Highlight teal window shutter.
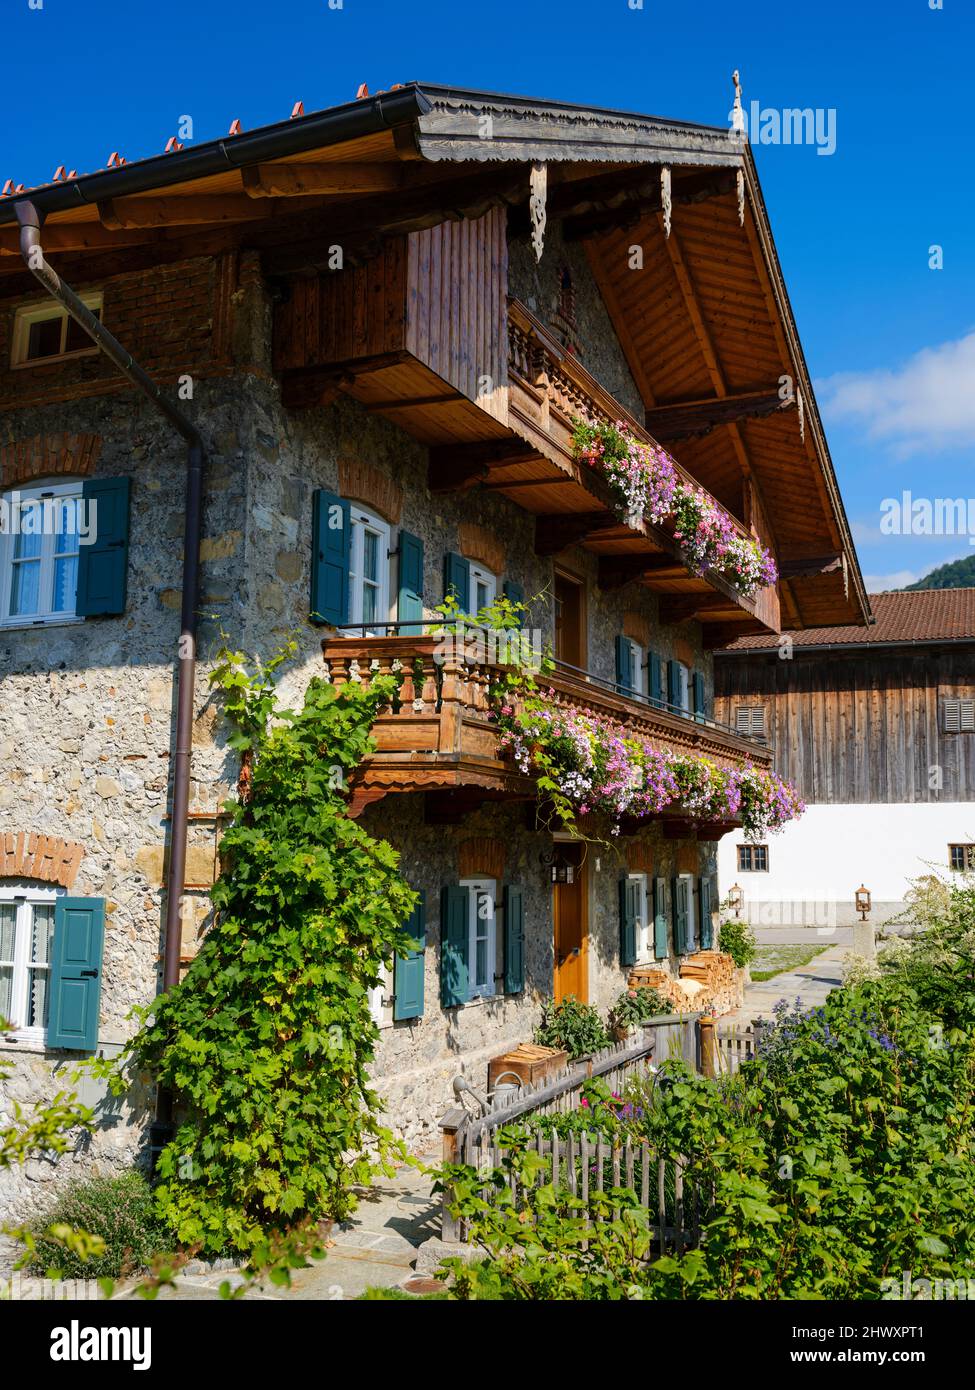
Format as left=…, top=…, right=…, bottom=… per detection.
left=693, top=671, right=706, bottom=724
left=393, top=891, right=426, bottom=1021
left=440, top=885, right=470, bottom=1008
left=615, top=636, right=635, bottom=695
left=75, top=477, right=131, bottom=617
left=618, top=876, right=638, bottom=968
left=503, top=885, right=525, bottom=994
left=397, top=530, right=424, bottom=636
left=699, top=876, right=713, bottom=950
left=667, top=660, right=681, bottom=712
left=653, top=877, right=669, bottom=959
left=443, top=552, right=470, bottom=610
left=503, top=579, right=525, bottom=623
left=672, top=876, right=689, bottom=955
left=310, top=490, right=350, bottom=626
left=648, top=652, right=663, bottom=708
left=47, top=898, right=104, bottom=1052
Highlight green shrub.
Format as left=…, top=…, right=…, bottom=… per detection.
left=718, top=916, right=756, bottom=968
left=28, top=1172, right=168, bottom=1280
left=608, top=986, right=669, bottom=1033
left=534, top=997, right=609, bottom=1058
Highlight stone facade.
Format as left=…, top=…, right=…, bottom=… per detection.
left=0, top=224, right=718, bottom=1219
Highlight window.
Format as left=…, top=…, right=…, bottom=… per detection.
left=943, top=698, right=975, bottom=733
left=680, top=873, right=698, bottom=951
left=459, top=877, right=497, bottom=999
left=737, top=844, right=769, bottom=872
left=949, top=844, right=975, bottom=872
left=348, top=505, right=390, bottom=634
left=675, top=662, right=691, bottom=714
left=735, top=705, right=768, bottom=743
left=0, top=480, right=83, bottom=627
left=0, top=886, right=59, bottom=1043
left=628, top=642, right=647, bottom=698
left=12, top=294, right=103, bottom=366
left=469, top=562, right=497, bottom=617
left=628, top=873, right=651, bottom=961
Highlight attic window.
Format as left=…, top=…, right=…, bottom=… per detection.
left=11, top=294, right=103, bottom=367
left=734, top=704, right=768, bottom=743
left=943, top=698, right=975, bottom=734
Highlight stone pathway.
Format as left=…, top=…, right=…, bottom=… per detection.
left=720, top=941, right=848, bottom=1028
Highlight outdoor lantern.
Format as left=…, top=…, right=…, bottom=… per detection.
left=855, top=884, right=871, bottom=920
left=728, top=883, right=744, bottom=917
left=541, top=848, right=575, bottom=884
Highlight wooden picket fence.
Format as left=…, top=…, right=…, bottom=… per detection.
left=712, top=1019, right=763, bottom=1076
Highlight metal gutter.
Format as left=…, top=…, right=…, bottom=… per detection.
left=0, top=86, right=431, bottom=225
left=715, top=635, right=975, bottom=657
left=15, top=199, right=204, bottom=1149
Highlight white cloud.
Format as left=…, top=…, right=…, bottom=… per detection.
left=862, top=569, right=922, bottom=593
left=817, top=332, right=975, bottom=456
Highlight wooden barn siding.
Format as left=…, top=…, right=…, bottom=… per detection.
left=715, top=649, right=975, bottom=803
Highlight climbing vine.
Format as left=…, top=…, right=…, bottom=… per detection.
left=118, top=646, right=417, bottom=1258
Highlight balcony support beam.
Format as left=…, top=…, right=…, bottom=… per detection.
left=598, top=553, right=684, bottom=590
left=644, top=388, right=795, bottom=442
left=428, top=439, right=543, bottom=494
left=659, top=592, right=737, bottom=625
left=534, top=510, right=621, bottom=556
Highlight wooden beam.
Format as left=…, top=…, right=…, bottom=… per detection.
left=659, top=592, right=735, bottom=625
left=778, top=553, right=844, bottom=579
left=645, top=389, right=794, bottom=442
left=97, top=194, right=287, bottom=229
left=534, top=511, right=619, bottom=556
left=428, top=440, right=542, bottom=494
left=562, top=169, right=737, bottom=241
left=0, top=223, right=157, bottom=255
left=598, top=554, right=682, bottom=590
left=241, top=162, right=404, bottom=197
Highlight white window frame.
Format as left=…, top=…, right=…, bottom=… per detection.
left=460, top=877, right=497, bottom=1000
left=0, top=478, right=85, bottom=630
left=676, top=663, right=691, bottom=715
left=629, top=642, right=647, bottom=698
left=628, top=872, right=650, bottom=961
left=348, top=505, right=390, bottom=636
left=468, top=562, right=497, bottom=618
left=0, top=882, right=62, bottom=1046
left=11, top=292, right=103, bottom=368
left=680, top=872, right=698, bottom=952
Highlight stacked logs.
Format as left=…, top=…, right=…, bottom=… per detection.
left=628, top=951, right=744, bottom=1016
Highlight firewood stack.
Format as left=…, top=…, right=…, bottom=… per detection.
left=627, top=951, right=744, bottom=1015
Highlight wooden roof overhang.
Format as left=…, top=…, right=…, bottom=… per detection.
left=0, top=84, right=869, bottom=636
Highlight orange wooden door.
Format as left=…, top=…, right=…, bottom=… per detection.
left=553, top=854, right=587, bottom=1004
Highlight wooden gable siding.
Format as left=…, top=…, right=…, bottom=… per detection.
left=715, top=649, right=975, bottom=804
left=273, top=207, right=508, bottom=424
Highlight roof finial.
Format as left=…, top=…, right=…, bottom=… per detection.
left=731, top=69, right=746, bottom=141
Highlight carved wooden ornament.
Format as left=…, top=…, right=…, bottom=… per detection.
left=797, top=388, right=806, bottom=443
left=661, top=166, right=672, bottom=240
left=530, top=162, right=548, bottom=262
left=737, top=168, right=746, bottom=227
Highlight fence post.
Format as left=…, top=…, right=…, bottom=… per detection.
left=438, top=1106, right=467, bottom=1242
left=699, top=1016, right=717, bottom=1078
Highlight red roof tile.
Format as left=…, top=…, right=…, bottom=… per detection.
left=721, top=589, right=975, bottom=651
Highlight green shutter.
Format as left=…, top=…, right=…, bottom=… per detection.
left=672, top=876, right=689, bottom=955
left=393, top=891, right=426, bottom=1021
left=503, top=579, right=525, bottom=623
left=440, top=885, right=470, bottom=1008
left=693, top=672, right=706, bottom=724
left=47, top=898, right=104, bottom=1052
left=653, top=877, right=669, bottom=959
left=443, top=552, right=470, bottom=610
left=648, top=652, right=663, bottom=709
left=619, top=876, right=638, bottom=968
left=503, top=885, right=525, bottom=994
left=699, top=876, right=713, bottom=950
left=310, top=490, right=350, bottom=626
left=615, top=636, right=635, bottom=695
left=397, top=530, right=424, bottom=636
left=667, top=660, right=681, bottom=712
left=75, top=477, right=131, bottom=617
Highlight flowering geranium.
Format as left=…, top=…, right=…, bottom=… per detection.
left=496, top=692, right=803, bottom=839
left=571, top=417, right=778, bottom=598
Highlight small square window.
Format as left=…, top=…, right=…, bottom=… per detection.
left=735, top=705, right=767, bottom=743
left=737, top=844, right=769, bottom=872
left=949, top=844, right=974, bottom=872
left=943, top=698, right=975, bottom=734
left=12, top=294, right=103, bottom=367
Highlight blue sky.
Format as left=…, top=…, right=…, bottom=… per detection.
left=5, top=0, right=972, bottom=590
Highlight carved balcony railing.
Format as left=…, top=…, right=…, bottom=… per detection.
left=322, top=629, right=772, bottom=824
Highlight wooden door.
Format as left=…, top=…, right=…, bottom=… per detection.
left=553, top=847, right=587, bottom=1003
left=554, top=573, right=585, bottom=671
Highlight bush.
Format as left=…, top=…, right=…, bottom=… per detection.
left=28, top=1172, right=168, bottom=1281
left=718, top=916, right=756, bottom=968
left=608, top=986, right=669, bottom=1033
left=535, top=997, right=609, bottom=1058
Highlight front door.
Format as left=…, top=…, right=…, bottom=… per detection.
left=553, top=845, right=587, bottom=1004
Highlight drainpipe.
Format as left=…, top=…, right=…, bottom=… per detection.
left=16, top=199, right=204, bottom=1141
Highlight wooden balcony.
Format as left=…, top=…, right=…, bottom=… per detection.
left=322, top=635, right=772, bottom=830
